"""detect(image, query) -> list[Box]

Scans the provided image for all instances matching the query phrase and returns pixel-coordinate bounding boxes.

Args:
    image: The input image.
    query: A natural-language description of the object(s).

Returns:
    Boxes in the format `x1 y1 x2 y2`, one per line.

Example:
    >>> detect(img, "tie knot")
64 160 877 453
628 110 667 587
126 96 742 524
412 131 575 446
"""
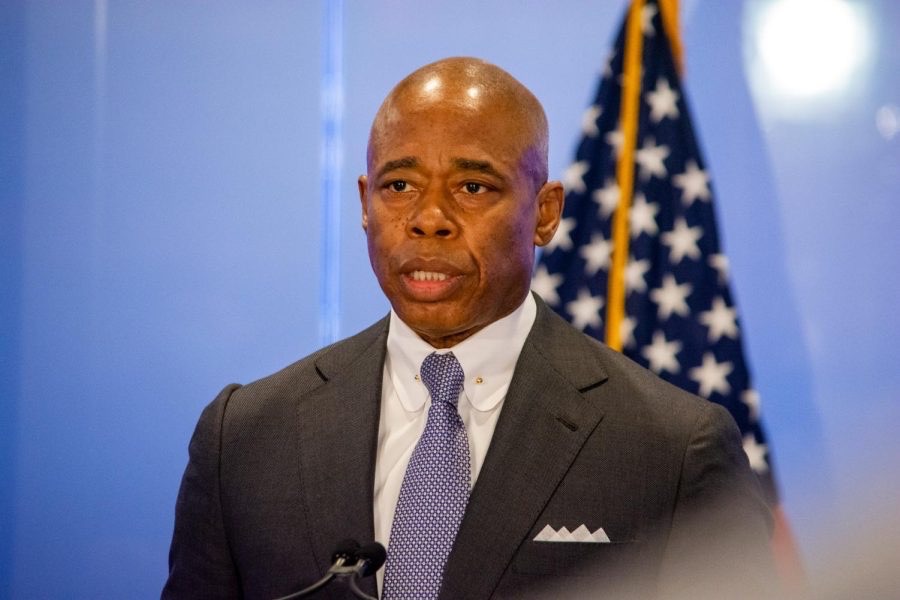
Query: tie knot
420 352 465 407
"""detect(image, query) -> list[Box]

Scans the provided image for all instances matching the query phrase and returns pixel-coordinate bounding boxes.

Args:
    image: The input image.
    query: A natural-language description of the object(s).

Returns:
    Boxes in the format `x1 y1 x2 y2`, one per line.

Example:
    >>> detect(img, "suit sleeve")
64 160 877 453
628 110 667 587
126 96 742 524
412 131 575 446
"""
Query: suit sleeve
162 384 242 599
659 402 778 599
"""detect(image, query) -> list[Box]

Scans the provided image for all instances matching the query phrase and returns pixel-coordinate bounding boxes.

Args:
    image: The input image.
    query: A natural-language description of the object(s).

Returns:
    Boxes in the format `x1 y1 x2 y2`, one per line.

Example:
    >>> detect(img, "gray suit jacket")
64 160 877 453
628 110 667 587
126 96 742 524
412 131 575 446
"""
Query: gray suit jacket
163 296 774 599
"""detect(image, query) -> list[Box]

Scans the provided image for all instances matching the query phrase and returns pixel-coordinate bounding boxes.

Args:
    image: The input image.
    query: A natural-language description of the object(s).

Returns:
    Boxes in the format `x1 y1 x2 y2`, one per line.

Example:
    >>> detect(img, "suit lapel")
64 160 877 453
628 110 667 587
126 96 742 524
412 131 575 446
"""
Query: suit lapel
295 318 388 596
441 299 609 599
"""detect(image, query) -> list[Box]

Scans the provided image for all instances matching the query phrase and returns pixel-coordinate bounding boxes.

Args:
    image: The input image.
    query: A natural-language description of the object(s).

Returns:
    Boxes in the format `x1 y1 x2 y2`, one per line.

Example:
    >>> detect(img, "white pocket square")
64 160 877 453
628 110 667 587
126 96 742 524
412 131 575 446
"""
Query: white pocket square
533 524 611 543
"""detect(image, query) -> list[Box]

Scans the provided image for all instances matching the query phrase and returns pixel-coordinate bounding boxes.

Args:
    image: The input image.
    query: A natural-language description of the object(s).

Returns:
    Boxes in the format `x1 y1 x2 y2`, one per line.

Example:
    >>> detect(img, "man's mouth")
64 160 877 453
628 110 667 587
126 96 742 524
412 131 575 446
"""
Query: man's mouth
409 270 449 282
399 267 464 301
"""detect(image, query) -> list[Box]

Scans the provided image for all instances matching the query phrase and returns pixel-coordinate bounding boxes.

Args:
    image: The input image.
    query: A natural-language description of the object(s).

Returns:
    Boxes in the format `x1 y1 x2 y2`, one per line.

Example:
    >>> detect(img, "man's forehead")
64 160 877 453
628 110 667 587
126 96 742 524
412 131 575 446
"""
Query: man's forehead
368 127 528 176
369 102 525 158
379 87 520 128
366 58 549 185
383 81 506 117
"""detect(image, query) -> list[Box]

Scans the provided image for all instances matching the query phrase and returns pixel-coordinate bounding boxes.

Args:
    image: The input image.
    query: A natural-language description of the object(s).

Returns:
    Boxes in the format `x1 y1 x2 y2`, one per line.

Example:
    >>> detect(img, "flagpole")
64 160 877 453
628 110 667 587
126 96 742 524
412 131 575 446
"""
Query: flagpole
659 0 684 76
606 0 645 351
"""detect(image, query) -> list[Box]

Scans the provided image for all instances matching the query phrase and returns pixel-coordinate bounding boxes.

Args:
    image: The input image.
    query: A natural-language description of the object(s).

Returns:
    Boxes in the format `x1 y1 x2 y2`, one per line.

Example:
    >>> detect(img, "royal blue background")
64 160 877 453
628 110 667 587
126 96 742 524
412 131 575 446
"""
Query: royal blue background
2 1 898 597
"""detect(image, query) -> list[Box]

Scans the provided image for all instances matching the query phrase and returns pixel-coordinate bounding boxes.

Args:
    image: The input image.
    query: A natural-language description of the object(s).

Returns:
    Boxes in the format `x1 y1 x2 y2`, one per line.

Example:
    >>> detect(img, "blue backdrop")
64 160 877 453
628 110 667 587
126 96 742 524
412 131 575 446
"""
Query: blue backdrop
2 1 898 597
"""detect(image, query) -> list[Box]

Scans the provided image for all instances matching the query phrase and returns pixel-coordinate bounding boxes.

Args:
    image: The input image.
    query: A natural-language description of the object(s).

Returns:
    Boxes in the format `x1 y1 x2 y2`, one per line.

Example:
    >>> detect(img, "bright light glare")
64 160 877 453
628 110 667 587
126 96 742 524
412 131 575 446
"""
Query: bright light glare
755 0 869 98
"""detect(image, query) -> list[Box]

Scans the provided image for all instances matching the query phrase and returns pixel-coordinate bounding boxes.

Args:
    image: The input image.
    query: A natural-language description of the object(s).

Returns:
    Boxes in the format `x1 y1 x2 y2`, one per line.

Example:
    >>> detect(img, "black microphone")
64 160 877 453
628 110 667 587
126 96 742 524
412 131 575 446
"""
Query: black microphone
330 538 363 571
272 539 360 600
347 542 387 600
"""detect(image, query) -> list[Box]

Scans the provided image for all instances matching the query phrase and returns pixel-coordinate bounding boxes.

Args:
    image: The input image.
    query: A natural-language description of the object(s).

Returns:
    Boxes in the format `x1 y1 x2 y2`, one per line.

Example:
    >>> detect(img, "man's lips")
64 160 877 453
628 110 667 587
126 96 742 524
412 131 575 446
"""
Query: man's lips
397 258 466 301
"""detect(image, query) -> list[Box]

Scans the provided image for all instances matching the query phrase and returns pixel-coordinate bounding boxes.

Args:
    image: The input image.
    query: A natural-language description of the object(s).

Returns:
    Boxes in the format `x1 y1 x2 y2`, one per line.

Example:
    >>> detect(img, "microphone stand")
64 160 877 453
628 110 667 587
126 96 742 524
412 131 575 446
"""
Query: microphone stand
347 574 376 600
272 540 360 600
347 542 386 600
272 541 385 600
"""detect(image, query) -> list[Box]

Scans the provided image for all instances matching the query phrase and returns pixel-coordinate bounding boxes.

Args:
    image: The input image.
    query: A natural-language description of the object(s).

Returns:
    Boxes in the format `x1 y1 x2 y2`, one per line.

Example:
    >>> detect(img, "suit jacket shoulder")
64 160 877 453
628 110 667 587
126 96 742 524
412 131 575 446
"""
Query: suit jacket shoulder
441 297 774 599
528 294 726 444
164 316 390 600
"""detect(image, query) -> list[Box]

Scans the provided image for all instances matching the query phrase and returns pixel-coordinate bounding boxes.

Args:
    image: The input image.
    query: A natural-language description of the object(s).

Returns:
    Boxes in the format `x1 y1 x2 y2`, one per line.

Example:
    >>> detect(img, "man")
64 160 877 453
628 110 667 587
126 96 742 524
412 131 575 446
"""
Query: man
163 57 774 599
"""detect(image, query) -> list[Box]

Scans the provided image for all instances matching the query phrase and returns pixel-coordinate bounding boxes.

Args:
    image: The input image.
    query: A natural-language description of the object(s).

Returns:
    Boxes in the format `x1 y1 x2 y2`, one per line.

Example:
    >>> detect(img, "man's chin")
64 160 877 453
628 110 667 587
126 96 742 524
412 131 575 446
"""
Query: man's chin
394 305 482 349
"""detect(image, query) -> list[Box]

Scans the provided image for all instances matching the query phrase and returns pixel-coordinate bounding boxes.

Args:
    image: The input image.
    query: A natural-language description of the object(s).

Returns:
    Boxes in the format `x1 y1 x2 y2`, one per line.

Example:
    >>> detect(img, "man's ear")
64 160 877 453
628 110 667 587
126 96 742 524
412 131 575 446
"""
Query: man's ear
358 175 369 231
534 180 565 246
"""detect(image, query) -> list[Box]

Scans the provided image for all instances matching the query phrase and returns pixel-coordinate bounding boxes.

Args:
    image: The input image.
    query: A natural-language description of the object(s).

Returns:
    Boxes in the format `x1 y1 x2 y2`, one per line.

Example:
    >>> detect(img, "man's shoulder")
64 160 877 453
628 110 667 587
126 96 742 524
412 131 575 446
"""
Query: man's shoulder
531 298 724 431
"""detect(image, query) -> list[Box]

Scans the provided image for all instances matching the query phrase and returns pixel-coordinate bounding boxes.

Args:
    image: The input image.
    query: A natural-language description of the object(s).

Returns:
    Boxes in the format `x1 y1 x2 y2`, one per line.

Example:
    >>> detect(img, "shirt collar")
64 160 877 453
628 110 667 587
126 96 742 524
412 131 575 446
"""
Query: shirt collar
386 293 537 413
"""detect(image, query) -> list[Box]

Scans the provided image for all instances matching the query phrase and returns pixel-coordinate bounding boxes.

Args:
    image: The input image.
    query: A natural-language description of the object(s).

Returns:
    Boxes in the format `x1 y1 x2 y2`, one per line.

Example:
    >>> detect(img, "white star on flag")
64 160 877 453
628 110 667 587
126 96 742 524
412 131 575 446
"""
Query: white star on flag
642 331 682 374
650 274 692 319
621 316 637 348
601 48 617 80
563 161 590 194
581 105 602 137
579 234 612 275
661 217 702 263
531 265 563 306
625 258 652 294
636 137 670 180
641 4 658 35
743 433 769 474
699 297 739 342
709 253 730 285
689 352 733 398
673 160 711 206
545 217 576 253
630 193 660 238
605 127 624 156
646 77 679 123
593 179 620 218
565 289 603 331
742 388 761 422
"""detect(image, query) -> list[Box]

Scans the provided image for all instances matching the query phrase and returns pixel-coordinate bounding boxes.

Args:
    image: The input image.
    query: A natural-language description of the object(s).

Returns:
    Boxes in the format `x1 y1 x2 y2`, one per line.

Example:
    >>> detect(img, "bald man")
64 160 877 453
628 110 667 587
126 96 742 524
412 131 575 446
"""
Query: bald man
163 58 775 600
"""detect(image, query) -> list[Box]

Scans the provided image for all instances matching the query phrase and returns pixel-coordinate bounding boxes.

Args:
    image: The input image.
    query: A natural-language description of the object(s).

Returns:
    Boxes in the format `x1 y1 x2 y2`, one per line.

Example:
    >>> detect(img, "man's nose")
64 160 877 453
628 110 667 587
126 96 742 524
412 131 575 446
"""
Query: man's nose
407 186 457 238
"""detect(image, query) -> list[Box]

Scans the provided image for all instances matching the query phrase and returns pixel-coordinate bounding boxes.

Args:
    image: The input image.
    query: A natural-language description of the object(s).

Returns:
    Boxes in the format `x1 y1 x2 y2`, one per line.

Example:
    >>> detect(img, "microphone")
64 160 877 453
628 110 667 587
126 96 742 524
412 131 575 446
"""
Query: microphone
272 539 385 600
331 538 363 569
347 542 387 600
272 539 360 600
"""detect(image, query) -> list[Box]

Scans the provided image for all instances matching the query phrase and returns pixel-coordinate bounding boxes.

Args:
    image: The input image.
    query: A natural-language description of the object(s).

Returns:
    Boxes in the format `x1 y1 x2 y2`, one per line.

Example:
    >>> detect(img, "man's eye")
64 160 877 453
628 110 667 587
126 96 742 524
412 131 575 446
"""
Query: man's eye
464 182 486 194
389 180 408 192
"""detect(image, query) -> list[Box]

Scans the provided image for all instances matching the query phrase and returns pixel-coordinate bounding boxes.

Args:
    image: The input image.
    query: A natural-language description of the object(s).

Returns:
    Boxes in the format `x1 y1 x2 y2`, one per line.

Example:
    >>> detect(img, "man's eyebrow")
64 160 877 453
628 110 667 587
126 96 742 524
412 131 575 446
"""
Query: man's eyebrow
452 158 505 181
376 157 419 179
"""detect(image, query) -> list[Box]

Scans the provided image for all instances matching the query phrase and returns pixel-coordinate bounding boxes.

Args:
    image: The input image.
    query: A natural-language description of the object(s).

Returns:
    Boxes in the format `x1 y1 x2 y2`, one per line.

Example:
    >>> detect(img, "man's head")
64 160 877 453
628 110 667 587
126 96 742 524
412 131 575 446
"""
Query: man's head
359 57 563 348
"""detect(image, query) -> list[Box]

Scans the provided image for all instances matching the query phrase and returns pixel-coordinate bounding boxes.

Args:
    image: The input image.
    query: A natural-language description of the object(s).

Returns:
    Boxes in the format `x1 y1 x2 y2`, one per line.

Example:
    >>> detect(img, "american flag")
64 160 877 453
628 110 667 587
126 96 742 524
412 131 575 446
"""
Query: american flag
533 0 777 503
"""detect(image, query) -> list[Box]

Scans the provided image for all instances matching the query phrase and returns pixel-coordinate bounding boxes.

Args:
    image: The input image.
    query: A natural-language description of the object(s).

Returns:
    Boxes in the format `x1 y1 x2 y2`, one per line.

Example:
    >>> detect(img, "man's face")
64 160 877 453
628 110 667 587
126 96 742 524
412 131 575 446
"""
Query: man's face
359 89 561 348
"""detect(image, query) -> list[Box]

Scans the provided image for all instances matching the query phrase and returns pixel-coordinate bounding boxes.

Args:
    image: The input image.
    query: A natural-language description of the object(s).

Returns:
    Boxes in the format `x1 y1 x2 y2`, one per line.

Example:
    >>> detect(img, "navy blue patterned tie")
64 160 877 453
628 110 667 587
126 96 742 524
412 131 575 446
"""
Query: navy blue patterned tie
382 351 470 600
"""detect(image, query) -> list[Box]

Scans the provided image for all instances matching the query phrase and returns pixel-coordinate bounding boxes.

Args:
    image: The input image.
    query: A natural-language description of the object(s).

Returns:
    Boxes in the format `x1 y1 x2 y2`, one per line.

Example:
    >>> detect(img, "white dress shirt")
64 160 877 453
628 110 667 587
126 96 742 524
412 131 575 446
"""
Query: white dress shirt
372 293 537 594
